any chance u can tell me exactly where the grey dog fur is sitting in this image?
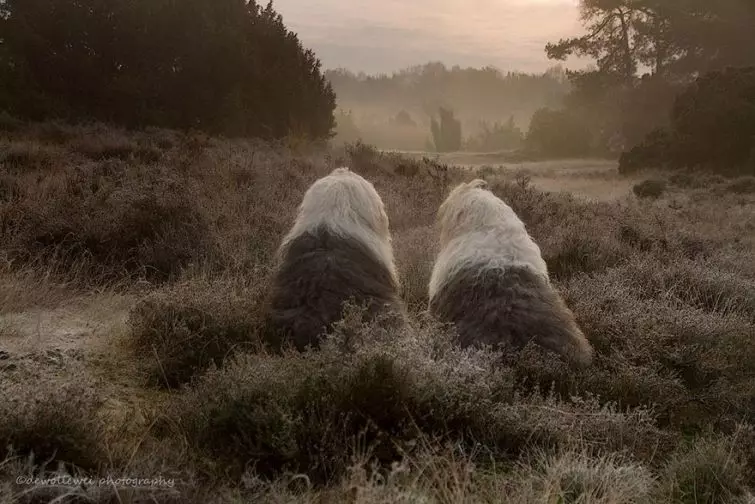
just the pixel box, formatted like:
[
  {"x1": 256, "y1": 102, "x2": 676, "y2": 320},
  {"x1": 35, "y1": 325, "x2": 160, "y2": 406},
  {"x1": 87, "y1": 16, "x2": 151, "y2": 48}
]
[
  {"x1": 265, "y1": 226, "x2": 404, "y2": 351},
  {"x1": 429, "y1": 264, "x2": 593, "y2": 366}
]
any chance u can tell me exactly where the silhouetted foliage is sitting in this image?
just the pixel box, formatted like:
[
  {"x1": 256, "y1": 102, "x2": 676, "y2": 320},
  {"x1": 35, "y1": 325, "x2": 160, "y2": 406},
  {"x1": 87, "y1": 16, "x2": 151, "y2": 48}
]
[
  {"x1": 619, "y1": 128, "x2": 675, "y2": 174},
  {"x1": 391, "y1": 110, "x2": 417, "y2": 128},
  {"x1": 465, "y1": 117, "x2": 524, "y2": 152},
  {"x1": 333, "y1": 109, "x2": 362, "y2": 145},
  {"x1": 430, "y1": 107, "x2": 462, "y2": 152},
  {"x1": 670, "y1": 67, "x2": 755, "y2": 172},
  {"x1": 547, "y1": 0, "x2": 755, "y2": 155},
  {"x1": 620, "y1": 67, "x2": 755, "y2": 176},
  {"x1": 0, "y1": 0, "x2": 336, "y2": 139},
  {"x1": 526, "y1": 108, "x2": 591, "y2": 158},
  {"x1": 633, "y1": 179, "x2": 666, "y2": 199}
]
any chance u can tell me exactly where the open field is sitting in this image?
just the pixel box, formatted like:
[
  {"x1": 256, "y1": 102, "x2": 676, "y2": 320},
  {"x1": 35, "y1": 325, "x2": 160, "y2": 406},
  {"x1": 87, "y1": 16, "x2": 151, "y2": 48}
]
[
  {"x1": 1, "y1": 123, "x2": 755, "y2": 503},
  {"x1": 386, "y1": 150, "x2": 661, "y2": 202}
]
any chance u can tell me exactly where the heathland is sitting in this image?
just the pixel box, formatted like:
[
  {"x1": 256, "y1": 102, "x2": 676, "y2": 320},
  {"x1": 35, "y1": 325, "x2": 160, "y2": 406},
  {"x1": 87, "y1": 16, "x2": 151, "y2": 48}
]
[{"x1": 1, "y1": 122, "x2": 754, "y2": 503}]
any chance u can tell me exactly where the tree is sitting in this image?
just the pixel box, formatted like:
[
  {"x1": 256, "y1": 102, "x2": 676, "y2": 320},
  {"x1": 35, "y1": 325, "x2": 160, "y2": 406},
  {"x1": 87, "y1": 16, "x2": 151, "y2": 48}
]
[
  {"x1": 0, "y1": 0, "x2": 336, "y2": 139},
  {"x1": 464, "y1": 117, "x2": 523, "y2": 152},
  {"x1": 392, "y1": 110, "x2": 417, "y2": 127},
  {"x1": 430, "y1": 107, "x2": 462, "y2": 152},
  {"x1": 620, "y1": 67, "x2": 755, "y2": 175},
  {"x1": 526, "y1": 108, "x2": 591, "y2": 158},
  {"x1": 671, "y1": 67, "x2": 755, "y2": 170},
  {"x1": 546, "y1": 0, "x2": 644, "y2": 84}
]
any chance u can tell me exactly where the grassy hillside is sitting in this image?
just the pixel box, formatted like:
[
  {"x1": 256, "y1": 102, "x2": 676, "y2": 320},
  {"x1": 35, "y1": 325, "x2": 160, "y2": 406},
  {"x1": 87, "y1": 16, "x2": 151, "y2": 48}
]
[{"x1": 1, "y1": 122, "x2": 754, "y2": 503}]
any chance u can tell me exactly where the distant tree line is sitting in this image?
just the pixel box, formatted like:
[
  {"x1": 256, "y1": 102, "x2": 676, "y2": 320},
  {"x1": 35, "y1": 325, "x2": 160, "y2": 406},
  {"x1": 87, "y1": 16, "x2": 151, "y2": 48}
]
[
  {"x1": 0, "y1": 0, "x2": 336, "y2": 139},
  {"x1": 326, "y1": 63, "x2": 570, "y2": 127},
  {"x1": 543, "y1": 0, "x2": 755, "y2": 173}
]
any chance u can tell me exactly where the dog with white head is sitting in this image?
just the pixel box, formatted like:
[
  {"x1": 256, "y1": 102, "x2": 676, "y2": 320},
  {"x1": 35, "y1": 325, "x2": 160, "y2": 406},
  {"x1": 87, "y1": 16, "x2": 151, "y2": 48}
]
[
  {"x1": 428, "y1": 179, "x2": 593, "y2": 366},
  {"x1": 266, "y1": 167, "x2": 404, "y2": 350}
]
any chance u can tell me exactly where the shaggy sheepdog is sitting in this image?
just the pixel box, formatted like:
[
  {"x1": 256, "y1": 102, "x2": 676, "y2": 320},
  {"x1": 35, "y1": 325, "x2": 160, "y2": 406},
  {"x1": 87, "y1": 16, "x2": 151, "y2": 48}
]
[
  {"x1": 428, "y1": 179, "x2": 594, "y2": 366},
  {"x1": 266, "y1": 167, "x2": 404, "y2": 351}
]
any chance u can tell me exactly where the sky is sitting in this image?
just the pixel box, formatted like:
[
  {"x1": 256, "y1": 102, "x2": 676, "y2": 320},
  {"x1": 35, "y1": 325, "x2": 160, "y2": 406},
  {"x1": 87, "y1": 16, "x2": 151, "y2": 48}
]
[{"x1": 274, "y1": 0, "x2": 584, "y2": 75}]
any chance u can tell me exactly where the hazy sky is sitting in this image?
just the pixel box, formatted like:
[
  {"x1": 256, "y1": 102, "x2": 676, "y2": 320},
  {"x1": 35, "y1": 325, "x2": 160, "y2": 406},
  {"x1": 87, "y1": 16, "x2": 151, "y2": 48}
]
[{"x1": 274, "y1": 0, "x2": 583, "y2": 74}]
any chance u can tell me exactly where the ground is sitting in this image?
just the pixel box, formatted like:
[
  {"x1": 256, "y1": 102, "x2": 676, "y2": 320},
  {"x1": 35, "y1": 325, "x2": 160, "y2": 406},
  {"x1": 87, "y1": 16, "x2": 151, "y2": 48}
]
[{"x1": 1, "y1": 125, "x2": 754, "y2": 503}]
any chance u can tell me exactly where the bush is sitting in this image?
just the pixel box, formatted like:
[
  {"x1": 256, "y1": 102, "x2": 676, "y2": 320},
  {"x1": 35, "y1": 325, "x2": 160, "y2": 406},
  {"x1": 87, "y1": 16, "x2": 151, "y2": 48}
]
[
  {"x1": 619, "y1": 128, "x2": 675, "y2": 175},
  {"x1": 465, "y1": 117, "x2": 524, "y2": 152},
  {"x1": 623, "y1": 67, "x2": 755, "y2": 176},
  {"x1": 726, "y1": 176, "x2": 755, "y2": 195},
  {"x1": 129, "y1": 276, "x2": 268, "y2": 388},
  {"x1": 2, "y1": 122, "x2": 755, "y2": 499},
  {"x1": 430, "y1": 107, "x2": 462, "y2": 152},
  {"x1": 332, "y1": 109, "x2": 363, "y2": 145},
  {"x1": 3, "y1": 166, "x2": 211, "y2": 283},
  {"x1": 162, "y1": 308, "x2": 673, "y2": 483},
  {"x1": 0, "y1": 377, "x2": 105, "y2": 470},
  {"x1": 659, "y1": 435, "x2": 752, "y2": 504},
  {"x1": 526, "y1": 108, "x2": 591, "y2": 158},
  {"x1": 633, "y1": 179, "x2": 667, "y2": 199}
]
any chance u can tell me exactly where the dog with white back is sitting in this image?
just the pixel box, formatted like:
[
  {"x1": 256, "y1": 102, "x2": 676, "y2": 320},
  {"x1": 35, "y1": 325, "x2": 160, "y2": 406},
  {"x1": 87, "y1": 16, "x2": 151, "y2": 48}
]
[
  {"x1": 266, "y1": 167, "x2": 404, "y2": 351},
  {"x1": 428, "y1": 179, "x2": 594, "y2": 366}
]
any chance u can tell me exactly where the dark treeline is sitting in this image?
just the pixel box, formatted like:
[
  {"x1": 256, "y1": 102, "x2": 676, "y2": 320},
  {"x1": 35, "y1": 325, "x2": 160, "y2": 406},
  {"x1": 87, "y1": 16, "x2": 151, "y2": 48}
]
[
  {"x1": 0, "y1": 0, "x2": 336, "y2": 139},
  {"x1": 544, "y1": 0, "x2": 755, "y2": 173}
]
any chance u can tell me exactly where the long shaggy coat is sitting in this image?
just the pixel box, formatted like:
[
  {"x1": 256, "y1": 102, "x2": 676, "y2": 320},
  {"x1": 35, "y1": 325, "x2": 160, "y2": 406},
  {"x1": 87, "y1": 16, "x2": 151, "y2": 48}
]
[
  {"x1": 428, "y1": 179, "x2": 594, "y2": 366},
  {"x1": 266, "y1": 167, "x2": 404, "y2": 351}
]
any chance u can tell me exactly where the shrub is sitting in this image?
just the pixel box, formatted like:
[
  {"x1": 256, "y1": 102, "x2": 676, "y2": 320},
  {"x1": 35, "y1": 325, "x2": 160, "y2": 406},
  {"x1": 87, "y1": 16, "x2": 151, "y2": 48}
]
[
  {"x1": 658, "y1": 434, "x2": 752, "y2": 504},
  {"x1": 526, "y1": 108, "x2": 591, "y2": 158},
  {"x1": 0, "y1": 141, "x2": 65, "y2": 172},
  {"x1": 2, "y1": 122, "x2": 755, "y2": 499},
  {"x1": 392, "y1": 110, "x2": 417, "y2": 128},
  {"x1": 633, "y1": 179, "x2": 667, "y2": 199},
  {"x1": 623, "y1": 67, "x2": 755, "y2": 176},
  {"x1": 726, "y1": 176, "x2": 755, "y2": 195},
  {"x1": 4, "y1": 170, "x2": 211, "y2": 283},
  {"x1": 164, "y1": 309, "x2": 670, "y2": 483},
  {"x1": 507, "y1": 450, "x2": 656, "y2": 503},
  {"x1": 430, "y1": 107, "x2": 462, "y2": 152},
  {"x1": 619, "y1": 128, "x2": 675, "y2": 175},
  {"x1": 129, "y1": 276, "x2": 268, "y2": 388},
  {"x1": 332, "y1": 109, "x2": 362, "y2": 145},
  {"x1": 465, "y1": 116, "x2": 524, "y2": 152},
  {"x1": 0, "y1": 377, "x2": 105, "y2": 470}
]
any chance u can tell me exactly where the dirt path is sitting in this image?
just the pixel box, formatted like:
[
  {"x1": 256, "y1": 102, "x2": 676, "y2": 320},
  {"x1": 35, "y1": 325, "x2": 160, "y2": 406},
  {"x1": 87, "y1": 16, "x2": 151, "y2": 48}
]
[{"x1": 1, "y1": 293, "x2": 133, "y2": 356}]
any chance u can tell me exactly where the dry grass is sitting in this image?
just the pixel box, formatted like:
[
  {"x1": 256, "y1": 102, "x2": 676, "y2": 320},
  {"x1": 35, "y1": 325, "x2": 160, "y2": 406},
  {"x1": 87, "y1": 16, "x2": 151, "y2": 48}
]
[{"x1": 0, "y1": 122, "x2": 754, "y2": 503}]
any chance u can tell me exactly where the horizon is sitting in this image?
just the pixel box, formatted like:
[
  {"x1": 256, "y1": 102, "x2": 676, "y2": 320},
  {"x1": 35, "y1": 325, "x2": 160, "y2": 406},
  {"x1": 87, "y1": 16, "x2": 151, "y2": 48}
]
[{"x1": 274, "y1": 0, "x2": 585, "y2": 75}]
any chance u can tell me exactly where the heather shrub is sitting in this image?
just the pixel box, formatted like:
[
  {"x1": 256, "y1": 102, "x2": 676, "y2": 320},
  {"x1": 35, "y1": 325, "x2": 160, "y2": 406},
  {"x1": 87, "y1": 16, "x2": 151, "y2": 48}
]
[
  {"x1": 1, "y1": 125, "x2": 754, "y2": 500},
  {"x1": 129, "y1": 275, "x2": 269, "y2": 388},
  {"x1": 633, "y1": 179, "x2": 667, "y2": 199},
  {"x1": 0, "y1": 376, "x2": 105, "y2": 470},
  {"x1": 726, "y1": 176, "x2": 755, "y2": 195},
  {"x1": 164, "y1": 308, "x2": 671, "y2": 484},
  {"x1": 658, "y1": 434, "x2": 753, "y2": 504},
  {"x1": 2, "y1": 166, "x2": 211, "y2": 283}
]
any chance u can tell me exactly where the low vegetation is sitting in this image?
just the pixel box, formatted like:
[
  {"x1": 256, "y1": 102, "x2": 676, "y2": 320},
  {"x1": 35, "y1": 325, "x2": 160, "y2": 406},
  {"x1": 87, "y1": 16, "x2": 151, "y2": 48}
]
[{"x1": 1, "y1": 122, "x2": 754, "y2": 503}]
